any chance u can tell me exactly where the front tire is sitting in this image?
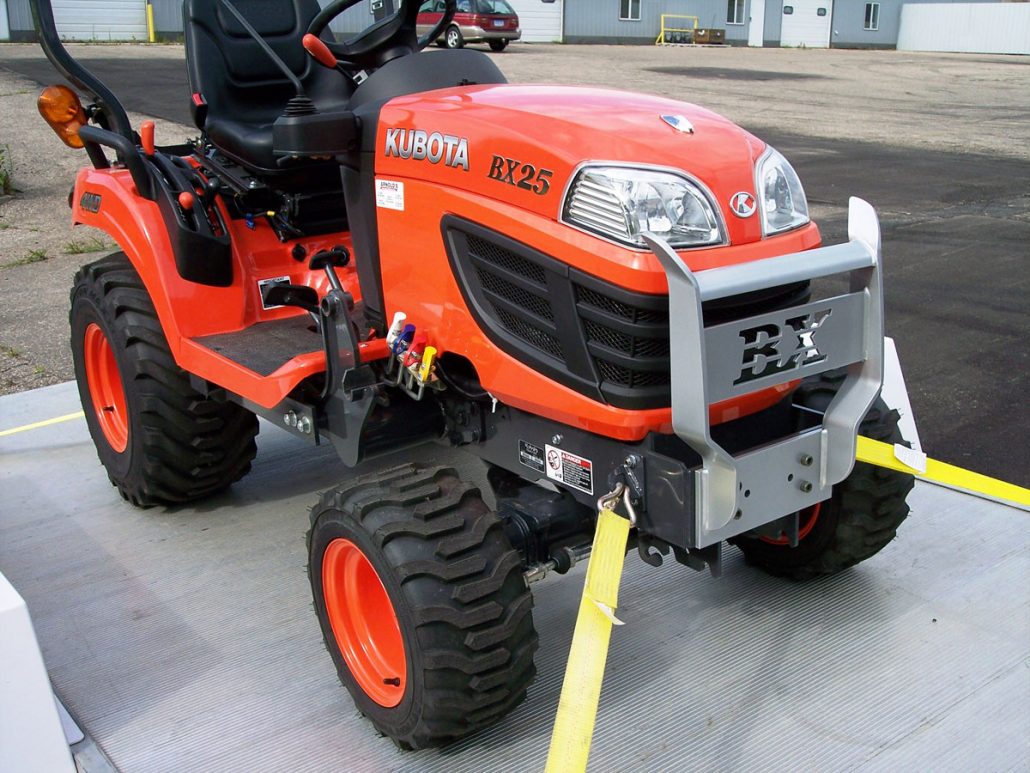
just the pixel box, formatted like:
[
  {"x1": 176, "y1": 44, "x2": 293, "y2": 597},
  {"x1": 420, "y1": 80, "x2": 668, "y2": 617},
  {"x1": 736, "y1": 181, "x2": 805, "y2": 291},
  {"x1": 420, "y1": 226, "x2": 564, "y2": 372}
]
[
  {"x1": 733, "y1": 374, "x2": 915, "y2": 580},
  {"x1": 488, "y1": 39, "x2": 509, "y2": 52},
  {"x1": 308, "y1": 464, "x2": 537, "y2": 749},
  {"x1": 70, "y1": 252, "x2": 258, "y2": 506},
  {"x1": 444, "y1": 25, "x2": 464, "y2": 49}
]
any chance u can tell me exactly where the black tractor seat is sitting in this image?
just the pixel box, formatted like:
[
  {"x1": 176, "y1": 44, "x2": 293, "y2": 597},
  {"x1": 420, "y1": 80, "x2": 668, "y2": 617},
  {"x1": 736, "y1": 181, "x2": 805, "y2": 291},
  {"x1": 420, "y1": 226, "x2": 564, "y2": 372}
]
[{"x1": 183, "y1": 0, "x2": 354, "y2": 175}]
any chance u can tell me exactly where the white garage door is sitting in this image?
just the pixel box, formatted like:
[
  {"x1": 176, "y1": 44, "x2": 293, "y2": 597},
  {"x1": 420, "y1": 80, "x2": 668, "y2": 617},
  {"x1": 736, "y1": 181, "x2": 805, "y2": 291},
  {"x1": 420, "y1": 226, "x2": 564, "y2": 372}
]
[
  {"x1": 780, "y1": 0, "x2": 832, "y2": 48},
  {"x1": 509, "y1": 0, "x2": 562, "y2": 43},
  {"x1": 53, "y1": 0, "x2": 147, "y2": 41}
]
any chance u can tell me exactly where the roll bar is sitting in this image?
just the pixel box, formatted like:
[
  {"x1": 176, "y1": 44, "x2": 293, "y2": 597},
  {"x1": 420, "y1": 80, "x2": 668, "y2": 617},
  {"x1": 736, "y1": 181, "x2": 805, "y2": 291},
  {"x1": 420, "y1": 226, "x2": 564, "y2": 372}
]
[{"x1": 29, "y1": 0, "x2": 134, "y2": 140}]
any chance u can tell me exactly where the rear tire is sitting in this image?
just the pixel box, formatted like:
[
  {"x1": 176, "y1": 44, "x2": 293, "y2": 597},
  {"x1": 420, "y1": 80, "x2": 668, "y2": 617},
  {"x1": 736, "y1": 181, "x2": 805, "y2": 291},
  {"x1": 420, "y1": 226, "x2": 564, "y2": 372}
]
[
  {"x1": 70, "y1": 252, "x2": 258, "y2": 506},
  {"x1": 444, "y1": 25, "x2": 464, "y2": 49},
  {"x1": 308, "y1": 464, "x2": 537, "y2": 749},
  {"x1": 488, "y1": 39, "x2": 509, "y2": 52},
  {"x1": 733, "y1": 373, "x2": 914, "y2": 580}
]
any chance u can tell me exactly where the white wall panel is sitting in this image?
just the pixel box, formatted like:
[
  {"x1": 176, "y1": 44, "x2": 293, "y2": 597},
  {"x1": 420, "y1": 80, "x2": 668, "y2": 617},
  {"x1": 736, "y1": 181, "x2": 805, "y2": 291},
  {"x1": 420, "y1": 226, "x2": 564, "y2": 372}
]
[
  {"x1": 510, "y1": 0, "x2": 562, "y2": 42},
  {"x1": 780, "y1": 0, "x2": 833, "y2": 47},
  {"x1": 52, "y1": 0, "x2": 147, "y2": 40},
  {"x1": 898, "y1": 2, "x2": 1030, "y2": 55}
]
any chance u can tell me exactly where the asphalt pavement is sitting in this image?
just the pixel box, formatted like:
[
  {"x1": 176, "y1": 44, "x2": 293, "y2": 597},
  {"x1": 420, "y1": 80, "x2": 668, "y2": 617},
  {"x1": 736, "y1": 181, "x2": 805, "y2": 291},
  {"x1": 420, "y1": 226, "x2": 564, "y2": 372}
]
[{"x1": 1, "y1": 49, "x2": 1027, "y2": 485}]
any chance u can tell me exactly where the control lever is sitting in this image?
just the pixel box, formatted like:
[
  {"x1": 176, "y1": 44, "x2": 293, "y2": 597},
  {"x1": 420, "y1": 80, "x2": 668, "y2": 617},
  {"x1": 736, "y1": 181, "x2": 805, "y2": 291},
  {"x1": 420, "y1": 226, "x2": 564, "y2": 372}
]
[
  {"x1": 303, "y1": 34, "x2": 339, "y2": 69},
  {"x1": 309, "y1": 246, "x2": 351, "y2": 291},
  {"x1": 310, "y1": 244, "x2": 375, "y2": 405}
]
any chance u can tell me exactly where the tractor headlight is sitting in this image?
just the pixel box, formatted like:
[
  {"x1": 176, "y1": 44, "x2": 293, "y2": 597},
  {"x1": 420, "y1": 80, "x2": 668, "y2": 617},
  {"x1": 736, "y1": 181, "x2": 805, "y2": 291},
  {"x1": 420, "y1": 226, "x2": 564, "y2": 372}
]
[
  {"x1": 755, "y1": 147, "x2": 809, "y2": 235},
  {"x1": 562, "y1": 166, "x2": 725, "y2": 249}
]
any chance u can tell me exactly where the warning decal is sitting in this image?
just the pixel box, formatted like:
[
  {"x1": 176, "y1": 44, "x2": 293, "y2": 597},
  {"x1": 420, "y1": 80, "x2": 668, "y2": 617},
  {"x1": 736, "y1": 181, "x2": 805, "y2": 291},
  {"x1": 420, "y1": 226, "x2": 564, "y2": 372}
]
[
  {"x1": 519, "y1": 440, "x2": 545, "y2": 473},
  {"x1": 257, "y1": 275, "x2": 291, "y2": 310},
  {"x1": 544, "y1": 444, "x2": 594, "y2": 494},
  {"x1": 375, "y1": 178, "x2": 405, "y2": 211}
]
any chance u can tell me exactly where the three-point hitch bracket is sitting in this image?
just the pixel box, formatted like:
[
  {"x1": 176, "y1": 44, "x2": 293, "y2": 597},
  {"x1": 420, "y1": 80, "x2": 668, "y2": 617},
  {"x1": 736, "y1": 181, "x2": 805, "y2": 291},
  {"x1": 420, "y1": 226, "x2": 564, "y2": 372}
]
[{"x1": 262, "y1": 246, "x2": 377, "y2": 465}]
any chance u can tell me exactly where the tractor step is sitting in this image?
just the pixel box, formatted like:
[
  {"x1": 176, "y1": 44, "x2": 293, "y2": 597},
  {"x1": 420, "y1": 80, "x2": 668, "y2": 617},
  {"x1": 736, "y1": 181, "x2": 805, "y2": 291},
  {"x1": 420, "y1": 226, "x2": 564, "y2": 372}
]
[{"x1": 193, "y1": 315, "x2": 321, "y2": 377}]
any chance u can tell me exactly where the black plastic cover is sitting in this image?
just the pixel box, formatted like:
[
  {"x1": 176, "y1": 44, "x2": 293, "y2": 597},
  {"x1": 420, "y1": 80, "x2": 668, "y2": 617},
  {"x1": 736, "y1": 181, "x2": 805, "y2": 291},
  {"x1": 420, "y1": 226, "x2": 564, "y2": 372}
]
[{"x1": 272, "y1": 110, "x2": 360, "y2": 159}]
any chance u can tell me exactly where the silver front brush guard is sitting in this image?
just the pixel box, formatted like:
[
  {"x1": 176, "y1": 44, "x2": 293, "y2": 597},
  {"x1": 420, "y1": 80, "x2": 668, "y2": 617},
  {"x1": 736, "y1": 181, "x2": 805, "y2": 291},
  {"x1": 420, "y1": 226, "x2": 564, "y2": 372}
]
[{"x1": 643, "y1": 197, "x2": 884, "y2": 548}]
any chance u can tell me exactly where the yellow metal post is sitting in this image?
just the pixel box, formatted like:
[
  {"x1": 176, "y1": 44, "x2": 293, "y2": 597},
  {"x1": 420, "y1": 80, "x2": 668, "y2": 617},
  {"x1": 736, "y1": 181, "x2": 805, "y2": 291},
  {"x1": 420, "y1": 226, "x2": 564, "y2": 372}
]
[{"x1": 146, "y1": 0, "x2": 156, "y2": 43}]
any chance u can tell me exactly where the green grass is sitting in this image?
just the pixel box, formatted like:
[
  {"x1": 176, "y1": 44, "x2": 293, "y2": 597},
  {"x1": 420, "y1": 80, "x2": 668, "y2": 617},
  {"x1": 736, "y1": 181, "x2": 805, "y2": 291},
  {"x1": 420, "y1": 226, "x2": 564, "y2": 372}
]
[
  {"x1": 0, "y1": 145, "x2": 12, "y2": 196},
  {"x1": 3, "y1": 249, "x2": 50, "y2": 268},
  {"x1": 2, "y1": 345, "x2": 21, "y2": 358},
  {"x1": 63, "y1": 235, "x2": 110, "y2": 255}
]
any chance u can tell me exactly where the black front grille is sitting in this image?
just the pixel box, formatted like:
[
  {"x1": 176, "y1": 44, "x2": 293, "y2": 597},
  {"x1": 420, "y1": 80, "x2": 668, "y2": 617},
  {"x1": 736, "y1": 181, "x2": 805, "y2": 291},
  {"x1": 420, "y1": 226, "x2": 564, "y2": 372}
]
[
  {"x1": 495, "y1": 308, "x2": 564, "y2": 359},
  {"x1": 445, "y1": 217, "x2": 809, "y2": 410},
  {"x1": 467, "y1": 234, "x2": 546, "y2": 285},
  {"x1": 577, "y1": 285, "x2": 668, "y2": 325},
  {"x1": 596, "y1": 360, "x2": 671, "y2": 388},
  {"x1": 477, "y1": 268, "x2": 554, "y2": 321},
  {"x1": 583, "y1": 320, "x2": 670, "y2": 359}
]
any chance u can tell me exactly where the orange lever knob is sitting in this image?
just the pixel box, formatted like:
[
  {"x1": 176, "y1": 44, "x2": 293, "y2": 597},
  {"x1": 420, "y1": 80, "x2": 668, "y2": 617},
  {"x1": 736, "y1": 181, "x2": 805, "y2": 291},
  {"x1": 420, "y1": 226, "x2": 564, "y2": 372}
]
[
  {"x1": 140, "y1": 120, "x2": 155, "y2": 156},
  {"x1": 303, "y1": 34, "x2": 339, "y2": 69},
  {"x1": 178, "y1": 192, "x2": 195, "y2": 211}
]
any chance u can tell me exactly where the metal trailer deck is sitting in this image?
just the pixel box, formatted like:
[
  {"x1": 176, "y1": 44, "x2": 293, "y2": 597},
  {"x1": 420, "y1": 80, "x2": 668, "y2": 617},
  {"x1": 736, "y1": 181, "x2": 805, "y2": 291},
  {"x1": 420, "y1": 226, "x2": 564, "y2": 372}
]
[{"x1": 2, "y1": 382, "x2": 1028, "y2": 772}]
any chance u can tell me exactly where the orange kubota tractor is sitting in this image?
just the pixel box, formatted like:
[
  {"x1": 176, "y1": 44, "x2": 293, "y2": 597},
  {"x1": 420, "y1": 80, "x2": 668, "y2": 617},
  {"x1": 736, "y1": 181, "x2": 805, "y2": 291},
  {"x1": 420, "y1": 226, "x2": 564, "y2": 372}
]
[{"x1": 32, "y1": 0, "x2": 912, "y2": 749}]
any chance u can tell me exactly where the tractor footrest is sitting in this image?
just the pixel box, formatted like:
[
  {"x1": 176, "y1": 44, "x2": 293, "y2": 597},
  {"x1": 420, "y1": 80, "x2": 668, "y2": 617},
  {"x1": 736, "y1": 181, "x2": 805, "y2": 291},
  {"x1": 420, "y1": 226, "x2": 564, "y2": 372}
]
[{"x1": 194, "y1": 315, "x2": 321, "y2": 377}]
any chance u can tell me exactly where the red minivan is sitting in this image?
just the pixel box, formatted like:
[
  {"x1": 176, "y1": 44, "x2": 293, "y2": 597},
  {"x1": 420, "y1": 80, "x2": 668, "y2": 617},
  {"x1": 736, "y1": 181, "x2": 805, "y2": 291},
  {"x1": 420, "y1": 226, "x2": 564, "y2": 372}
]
[{"x1": 417, "y1": 0, "x2": 521, "y2": 51}]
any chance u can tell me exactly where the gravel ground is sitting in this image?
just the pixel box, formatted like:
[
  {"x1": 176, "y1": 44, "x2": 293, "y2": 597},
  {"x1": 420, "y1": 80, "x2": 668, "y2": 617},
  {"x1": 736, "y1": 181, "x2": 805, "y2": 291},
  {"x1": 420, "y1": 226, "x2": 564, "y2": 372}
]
[
  {"x1": 0, "y1": 42, "x2": 1027, "y2": 396},
  {"x1": 0, "y1": 46, "x2": 190, "y2": 393}
]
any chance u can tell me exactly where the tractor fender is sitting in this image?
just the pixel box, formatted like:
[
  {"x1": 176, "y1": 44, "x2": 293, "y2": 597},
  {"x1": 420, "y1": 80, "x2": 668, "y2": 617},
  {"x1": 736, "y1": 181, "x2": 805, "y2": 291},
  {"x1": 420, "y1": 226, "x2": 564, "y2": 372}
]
[{"x1": 69, "y1": 165, "x2": 249, "y2": 366}]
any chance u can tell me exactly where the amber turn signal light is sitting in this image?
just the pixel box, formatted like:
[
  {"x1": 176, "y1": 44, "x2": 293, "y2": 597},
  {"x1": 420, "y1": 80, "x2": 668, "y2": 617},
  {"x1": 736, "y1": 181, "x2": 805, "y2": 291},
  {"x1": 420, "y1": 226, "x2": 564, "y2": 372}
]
[{"x1": 38, "y1": 84, "x2": 87, "y2": 149}]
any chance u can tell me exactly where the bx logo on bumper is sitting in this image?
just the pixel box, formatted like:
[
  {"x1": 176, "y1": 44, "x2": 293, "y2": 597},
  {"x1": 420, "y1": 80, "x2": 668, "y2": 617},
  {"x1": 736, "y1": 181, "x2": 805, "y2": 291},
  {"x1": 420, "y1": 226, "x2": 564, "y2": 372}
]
[
  {"x1": 384, "y1": 128, "x2": 469, "y2": 171},
  {"x1": 734, "y1": 310, "x2": 832, "y2": 385}
]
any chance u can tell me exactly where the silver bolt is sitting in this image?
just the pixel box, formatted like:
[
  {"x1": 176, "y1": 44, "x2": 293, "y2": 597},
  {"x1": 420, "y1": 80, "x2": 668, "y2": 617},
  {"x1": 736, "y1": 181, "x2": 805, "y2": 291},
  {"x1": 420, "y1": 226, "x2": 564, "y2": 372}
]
[
  {"x1": 799, "y1": 481, "x2": 813, "y2": 493},
  {"x1": 551, "y1": 434, "x2": 563, "y2": 445},
  {"x1": 284, "y1": 411, "x2": 298, "y2": 427},
  {"x1": 297, "y1": 416, "x2": 312, "y2": 434},
  {"x1": 624, "y1": 454, "x2": 641, "y2": 469},
  {"x1": 799, "y1": 453, "x2": 814, "y2": 467}
]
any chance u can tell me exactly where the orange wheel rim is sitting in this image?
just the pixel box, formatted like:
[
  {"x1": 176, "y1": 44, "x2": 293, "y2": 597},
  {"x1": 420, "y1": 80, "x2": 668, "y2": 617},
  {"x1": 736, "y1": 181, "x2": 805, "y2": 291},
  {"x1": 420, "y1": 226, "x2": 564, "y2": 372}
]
[
  {"x1": 760, "y1": 502, "x2": 822, "y2": 546},
  {"x1": 83, "y1": 322, "x2": 128, "y2": 453},
  {"x1": 322, "y1": 538, "x2": 407, "y2": 707}
]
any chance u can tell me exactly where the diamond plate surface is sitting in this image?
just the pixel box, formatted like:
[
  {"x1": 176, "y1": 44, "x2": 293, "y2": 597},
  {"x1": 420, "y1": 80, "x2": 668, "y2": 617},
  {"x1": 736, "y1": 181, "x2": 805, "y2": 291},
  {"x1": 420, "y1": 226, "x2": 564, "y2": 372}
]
[{"x1": 2, "y1": 382, "x2": 1027, "y2": 772}]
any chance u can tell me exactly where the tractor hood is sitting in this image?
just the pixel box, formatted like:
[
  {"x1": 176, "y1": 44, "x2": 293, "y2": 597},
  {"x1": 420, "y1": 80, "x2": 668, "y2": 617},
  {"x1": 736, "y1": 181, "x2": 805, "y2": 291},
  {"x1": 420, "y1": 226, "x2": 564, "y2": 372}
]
[{"x1": 376, "y1": 84, "x2": 769, "y2": 246}]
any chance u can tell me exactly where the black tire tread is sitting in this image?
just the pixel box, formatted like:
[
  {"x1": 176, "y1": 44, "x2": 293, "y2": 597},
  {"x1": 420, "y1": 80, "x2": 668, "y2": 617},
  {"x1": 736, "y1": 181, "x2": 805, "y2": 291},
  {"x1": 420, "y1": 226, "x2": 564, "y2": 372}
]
[
  {"x1": 308, "y1": 464, "x2": 537, "y2": 749},
  {"x1": 735, "y1": 372, "x2": 914, "y2": 580},
  {"x1": 71, "y1": 253, "x2": 258, "y2": 506}
]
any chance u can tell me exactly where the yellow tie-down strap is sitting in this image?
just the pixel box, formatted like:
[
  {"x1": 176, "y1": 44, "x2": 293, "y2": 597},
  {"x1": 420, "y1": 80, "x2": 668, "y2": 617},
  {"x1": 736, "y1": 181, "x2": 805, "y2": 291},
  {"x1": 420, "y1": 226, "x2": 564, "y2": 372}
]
[
  {"x1": 545, "y1": 506, "x2": 631, "y2": 773},
  {"x1": 545, "y1": 439, "x2": 1028, "y2": 773},
  {"x1": 856, "y1": 436, "x2": 1030, "y2": 509},
  {"x1": 0, "y1": 411, "x2": 85, "y2": 437}
]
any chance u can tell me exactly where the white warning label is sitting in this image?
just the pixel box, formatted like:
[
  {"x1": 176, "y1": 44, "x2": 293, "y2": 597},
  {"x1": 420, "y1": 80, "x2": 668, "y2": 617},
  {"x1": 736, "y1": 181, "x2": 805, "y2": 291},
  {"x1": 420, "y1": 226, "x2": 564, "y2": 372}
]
[
  {"x1": 257, "y1": 275, "x2": 291, "y2": 310},
  {"x1": 375, "y1": 178, "x2": 405, "y2": 211},
  {"x1": 544, "y1": 444, "x2": 594, "y2": 494}
]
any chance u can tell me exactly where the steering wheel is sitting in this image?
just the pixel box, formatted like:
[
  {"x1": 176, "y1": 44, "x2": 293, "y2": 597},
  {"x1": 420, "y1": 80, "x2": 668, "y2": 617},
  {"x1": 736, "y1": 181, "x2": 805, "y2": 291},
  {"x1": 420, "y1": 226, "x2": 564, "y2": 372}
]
[{"x1": 307, "y1": 0, "x2": 456, "y2": 71}]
